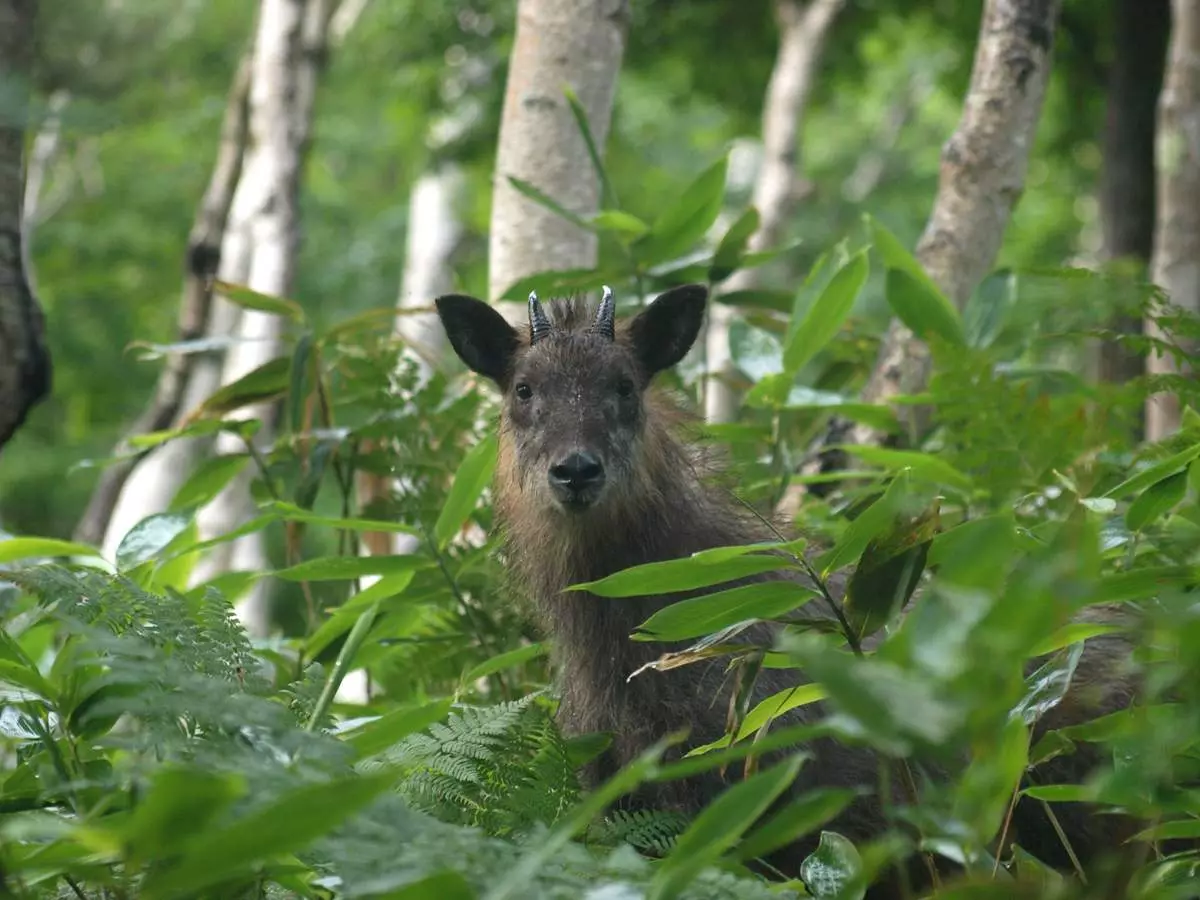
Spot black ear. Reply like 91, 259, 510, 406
628, 284, 708, 377
435, 294, 521, 385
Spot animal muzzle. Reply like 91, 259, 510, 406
548, 450, 606, 511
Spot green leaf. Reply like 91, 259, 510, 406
841, 446, 973, 493
736, 788, 858, 863
647, 756, 804, 900
505, 176, 591, 231
952, 716, 1029, 840
305, 572, 417, 659
342, 698, 455, 760
816, 471, 916, 575
634, 581, 816, 642
462, 643, 548, 684
190, 356, 292, 421
214, 280, 306, 323
884, 268, 965, 347
570, 550, 795, 599
1092, 565, 1199, 604
377, 871, 477, 900
1125, 470, 1187, 531
263, 500, 421, 536
115, 512, 194, 572
800, 831, 865, 900
1102, 441, 1200, 499
784, 250, 869, 373
119, 766, 246, 866
962, 268, 1018, 349
0, 537, 102, 563
843, 504, 937, 640
589, 209, 648, 239
169, 454, 251, 512
635, 156, 728, 265
434, 434, 498, 550
287, 331, 314, 434
564, 84, 616, 208
716, 287, 795, 312
139, 772, 397, 899
709, 207, 760, 283
733, 684, 828, 742
274, 554, 428, 582
783, 632, 960, 752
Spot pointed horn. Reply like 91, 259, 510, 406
592, 285, 615, 340
528, 290, 552, 344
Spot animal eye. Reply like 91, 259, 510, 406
515, 382, 533, 401
616, 378, 635, 399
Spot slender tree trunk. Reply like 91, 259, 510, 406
189, 0, 334, 635
488, 0, 630, 313
1097, 0, 1169, 390
0, 0, 52, 455
1146, 0, 1200, 440
853, 0, 1063, 445
77, 51, 254, 549
704, 0, 845, 424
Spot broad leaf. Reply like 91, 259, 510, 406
342, 698, 455, 760
214, 280, 306, 323
169, 454, 251, 512
434, 434, 498, 550
800, 831, 865, 900
709, 206, 760, 283
0, 537, 102, 563
634, 581, 816, 642
1125, 470, 1187, 531
736, 787, 858, 863
647, 756, 804, 900
570, 550, 795, 599
115, 512, 194, 572
635, 156, 728, 266
884, 268, 965, 347
188, 356, 292, 421
784, 249, 869, 374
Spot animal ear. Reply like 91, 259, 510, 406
435, 294, 521, 385
628, 284, 709, 377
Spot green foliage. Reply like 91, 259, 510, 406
4, 4, 1200, 898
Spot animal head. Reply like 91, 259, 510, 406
434, 284, 708, 517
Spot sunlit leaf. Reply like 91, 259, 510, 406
115, 512, 194, 572
0, 537, 102, 563
215, 281, 305, 323
570, 550, 795, 599
275, 554, 428, 582
187, 356, 291, 422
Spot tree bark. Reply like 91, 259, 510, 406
1146, 0, 1200, 440
1097, 0, 1169, 389
75, 50, 253, 549
488, 0, 630, 312
188, 0, 333, 636
0, 0, 52, 455
854, 0, 1063, 445
704, 0, 845, 424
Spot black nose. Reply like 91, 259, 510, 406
549, 451, 605, 497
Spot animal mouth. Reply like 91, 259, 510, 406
551, 485, 603, 513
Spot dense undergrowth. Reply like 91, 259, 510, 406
3, 142, 1200, 899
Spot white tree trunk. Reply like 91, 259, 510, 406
189, 0, 331, 636
1146, 0, 1200, 440
488, 0, 629, 316
852, 0, 1063, 445
704, 0, 845, 424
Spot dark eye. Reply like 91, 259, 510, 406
616, 378, 635, 399
515, 382, 533, 401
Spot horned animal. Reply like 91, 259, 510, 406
435, 283, 1142, 897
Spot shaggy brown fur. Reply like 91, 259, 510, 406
435, 285, 1142, 898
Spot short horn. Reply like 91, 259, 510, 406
528, 291, 552, 344
592, 285, 615, 340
